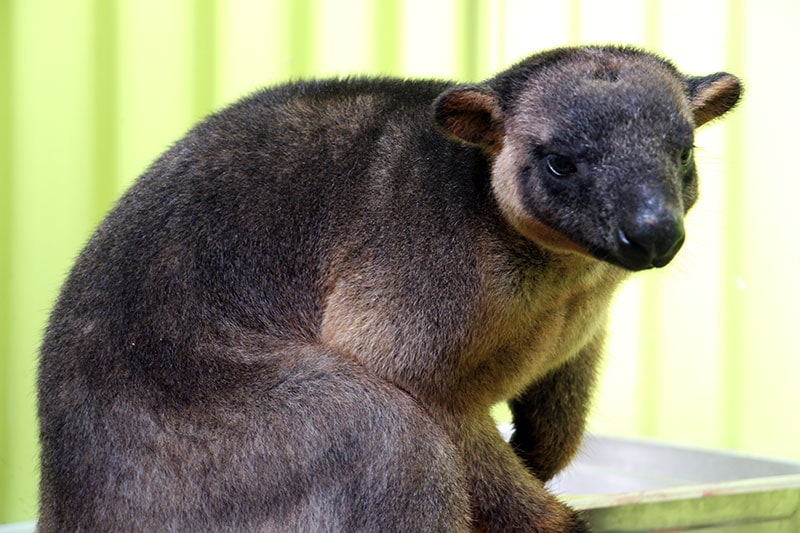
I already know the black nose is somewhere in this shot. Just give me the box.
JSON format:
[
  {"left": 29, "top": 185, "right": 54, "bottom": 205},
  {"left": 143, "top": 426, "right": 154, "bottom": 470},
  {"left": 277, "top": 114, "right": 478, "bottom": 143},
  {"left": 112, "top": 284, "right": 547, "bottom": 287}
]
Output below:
[{"left": 616, "top": 209, "right": 685, "bottom": 270}]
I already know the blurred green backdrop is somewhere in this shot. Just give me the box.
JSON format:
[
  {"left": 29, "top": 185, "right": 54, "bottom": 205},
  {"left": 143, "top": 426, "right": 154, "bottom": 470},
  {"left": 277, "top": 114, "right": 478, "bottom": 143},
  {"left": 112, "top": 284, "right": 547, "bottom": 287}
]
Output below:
[{"left": 2, "top": 0, "right": 799, "bottom": 523}]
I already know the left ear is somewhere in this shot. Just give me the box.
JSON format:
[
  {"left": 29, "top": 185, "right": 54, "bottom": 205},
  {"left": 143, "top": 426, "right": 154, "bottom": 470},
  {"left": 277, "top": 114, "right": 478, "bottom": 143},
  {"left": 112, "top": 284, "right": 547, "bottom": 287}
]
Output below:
[
  {"left": 432, "top": 86, "right": 505, "bottom": 153},
  {"left": 686, "top": 73, "right": 743, "bottom": 127}
]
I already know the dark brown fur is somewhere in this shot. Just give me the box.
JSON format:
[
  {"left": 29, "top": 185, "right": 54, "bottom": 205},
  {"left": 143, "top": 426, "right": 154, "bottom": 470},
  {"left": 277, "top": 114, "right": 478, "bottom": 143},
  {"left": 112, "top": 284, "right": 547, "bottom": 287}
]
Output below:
[{"left": 38, "top": 45, "right": 741, "bottom": 531}]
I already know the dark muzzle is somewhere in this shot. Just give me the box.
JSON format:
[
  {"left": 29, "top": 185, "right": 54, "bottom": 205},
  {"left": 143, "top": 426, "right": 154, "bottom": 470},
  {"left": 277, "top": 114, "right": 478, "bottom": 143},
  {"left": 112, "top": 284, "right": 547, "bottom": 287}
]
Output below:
[{"left": 615, "top": 207, "right": 685, "bottom": 270}]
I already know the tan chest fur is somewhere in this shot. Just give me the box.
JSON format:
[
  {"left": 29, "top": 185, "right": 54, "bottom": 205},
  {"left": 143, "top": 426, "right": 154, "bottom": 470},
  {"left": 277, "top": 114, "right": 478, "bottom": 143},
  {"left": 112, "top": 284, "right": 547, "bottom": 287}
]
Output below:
[
  {"left": 463, "top": 252, "right": 625, "bottom": 407},
  {"left": 320, "top": 240, "right": 626, "bottom": 411}
]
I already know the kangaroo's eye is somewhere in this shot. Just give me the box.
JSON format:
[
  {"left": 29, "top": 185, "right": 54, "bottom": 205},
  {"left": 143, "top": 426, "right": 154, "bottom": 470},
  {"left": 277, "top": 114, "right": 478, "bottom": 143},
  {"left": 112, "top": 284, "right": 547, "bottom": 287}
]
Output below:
[
  {"left": 680, "top": 147, "right": 694, "bottom": 168},
  {"left": 544, "top": 154, "right": 577, "bottom": 177}
]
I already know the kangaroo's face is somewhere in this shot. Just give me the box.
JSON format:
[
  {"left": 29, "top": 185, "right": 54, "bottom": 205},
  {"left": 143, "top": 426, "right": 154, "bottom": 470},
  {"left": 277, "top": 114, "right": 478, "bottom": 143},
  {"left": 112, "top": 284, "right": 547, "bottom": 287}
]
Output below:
[
  {"left": 493, "top": 60, "right": 699, "bottom": 271},
  {"left": 433, "top": 47, "right": 741, "bottom": 271}
]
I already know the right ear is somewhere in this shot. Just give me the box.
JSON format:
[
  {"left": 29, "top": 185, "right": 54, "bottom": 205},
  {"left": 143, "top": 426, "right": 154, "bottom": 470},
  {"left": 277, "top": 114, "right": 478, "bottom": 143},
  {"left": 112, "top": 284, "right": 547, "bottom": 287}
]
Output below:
[
  {"left": 686, "top": 72, "right": 742, "bottom": 127},
  {"left": 432, "top": 86, "right": 505, "bottom": 154}
]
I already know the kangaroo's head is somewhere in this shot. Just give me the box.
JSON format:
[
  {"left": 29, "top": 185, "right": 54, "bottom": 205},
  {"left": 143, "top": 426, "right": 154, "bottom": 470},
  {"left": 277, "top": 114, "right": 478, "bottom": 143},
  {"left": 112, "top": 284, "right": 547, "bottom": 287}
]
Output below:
[{"left": 433, "top": 46, "right": 741, "bottom": 271}]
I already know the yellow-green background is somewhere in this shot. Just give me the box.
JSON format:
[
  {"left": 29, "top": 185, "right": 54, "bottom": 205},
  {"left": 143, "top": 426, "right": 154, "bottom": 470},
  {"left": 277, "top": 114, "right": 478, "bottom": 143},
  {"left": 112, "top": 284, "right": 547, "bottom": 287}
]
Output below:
[{"left": 1, "top": 0, "right": 798, "bottom": 523}]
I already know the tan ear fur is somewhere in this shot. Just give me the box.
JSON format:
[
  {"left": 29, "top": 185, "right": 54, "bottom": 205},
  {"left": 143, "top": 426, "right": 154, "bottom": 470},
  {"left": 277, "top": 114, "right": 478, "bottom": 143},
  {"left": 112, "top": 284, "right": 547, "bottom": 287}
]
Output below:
[
  {"left": 688, "top": 73, "right": 742, "bottom": 127},
  {"left": 433, "top": 87, "right": 505, "bottom": 153}
]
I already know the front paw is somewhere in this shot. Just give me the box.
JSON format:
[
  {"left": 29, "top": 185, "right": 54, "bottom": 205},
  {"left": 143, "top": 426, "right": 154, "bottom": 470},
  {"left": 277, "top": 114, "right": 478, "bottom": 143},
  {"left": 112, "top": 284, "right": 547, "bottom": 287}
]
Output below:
[
  {"left": 568, "top": 510, "right": 592, "bottom": 532},
  {"left": 472, "top": 503, "right": 592, "bottom": 532},
  {"left": 543, "top": 506, "right": 592, "bottom": 533}
]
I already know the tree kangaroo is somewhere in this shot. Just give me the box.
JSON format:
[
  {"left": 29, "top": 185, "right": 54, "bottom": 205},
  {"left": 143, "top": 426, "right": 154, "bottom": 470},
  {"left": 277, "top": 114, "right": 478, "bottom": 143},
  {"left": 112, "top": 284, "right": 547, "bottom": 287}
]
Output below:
[{"left": 38, "top": 45, "right": 741, "bottom": 531}]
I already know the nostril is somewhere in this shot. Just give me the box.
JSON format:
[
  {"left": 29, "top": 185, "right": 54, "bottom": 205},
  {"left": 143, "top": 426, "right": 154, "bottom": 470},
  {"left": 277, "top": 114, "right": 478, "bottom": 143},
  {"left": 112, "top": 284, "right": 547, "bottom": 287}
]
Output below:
[
  {"left": 617, "top": 227, "right": 654, "bottom": 266},
  {"left": 617, "top": 228, "right": 638, "bottom": 253},
  {"left": 652, "top": 231, "right": 686, "bottom": 267}
]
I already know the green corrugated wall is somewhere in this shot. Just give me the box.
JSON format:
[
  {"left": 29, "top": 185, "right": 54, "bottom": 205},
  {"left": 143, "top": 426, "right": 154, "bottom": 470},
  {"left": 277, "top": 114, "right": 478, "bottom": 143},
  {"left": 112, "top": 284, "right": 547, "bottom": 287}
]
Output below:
[{"left": 1, "top": 0, "right": 798, "bottom": 523}]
